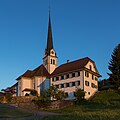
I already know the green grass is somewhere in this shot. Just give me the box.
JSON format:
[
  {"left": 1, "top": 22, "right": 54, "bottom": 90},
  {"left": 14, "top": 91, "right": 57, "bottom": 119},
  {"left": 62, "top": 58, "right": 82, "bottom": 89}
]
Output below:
[
  {"left": 0, "top": 105, "right": 33, "bottom": 118},
  {"left": 0, "top": 90, "right": 120, "bottom": 120},
  {"left": 39, "top": 90, "right": 120, "bottom": 120}
]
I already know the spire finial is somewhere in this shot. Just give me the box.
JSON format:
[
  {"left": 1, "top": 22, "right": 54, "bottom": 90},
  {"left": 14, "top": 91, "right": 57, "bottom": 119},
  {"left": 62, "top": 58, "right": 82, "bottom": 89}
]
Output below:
[{"left": 49, "top": 0, "right": 51, "bottom": 16}]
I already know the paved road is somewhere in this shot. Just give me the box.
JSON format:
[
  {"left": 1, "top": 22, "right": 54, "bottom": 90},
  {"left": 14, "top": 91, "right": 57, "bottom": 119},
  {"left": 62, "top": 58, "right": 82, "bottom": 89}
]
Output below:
[{"left": 0, "top": 104, "right": 59, "bottom": 120}]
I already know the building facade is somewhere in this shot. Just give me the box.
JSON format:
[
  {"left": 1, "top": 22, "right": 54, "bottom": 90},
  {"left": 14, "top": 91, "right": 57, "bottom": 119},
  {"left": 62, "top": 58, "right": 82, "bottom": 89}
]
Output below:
[{"left": 16, "top": 14, "right": 101, "bottom": 99}]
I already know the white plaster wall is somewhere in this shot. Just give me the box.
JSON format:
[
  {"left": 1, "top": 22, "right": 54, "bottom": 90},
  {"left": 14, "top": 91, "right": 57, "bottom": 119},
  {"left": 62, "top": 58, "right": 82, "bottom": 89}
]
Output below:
[
  {"left": 34, "top": 76, "right": 50, "bottom": 95},
  {"left": 51, "top": 71, "right": 84, "bottom": 100},
  {"left": 84, "top": 76, "right": 98, "bottom": 99},
  {"left": 17, "top": 77, "right": 32, "bottom": 96},
  {"left": 85, "top": 61, "right": 96, "bottom": 72}
]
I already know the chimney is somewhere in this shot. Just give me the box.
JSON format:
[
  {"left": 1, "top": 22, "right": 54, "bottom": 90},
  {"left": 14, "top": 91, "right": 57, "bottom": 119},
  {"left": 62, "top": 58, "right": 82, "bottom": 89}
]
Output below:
[{"left": 67, "top": 60, "right": 69, "bottom": 63}]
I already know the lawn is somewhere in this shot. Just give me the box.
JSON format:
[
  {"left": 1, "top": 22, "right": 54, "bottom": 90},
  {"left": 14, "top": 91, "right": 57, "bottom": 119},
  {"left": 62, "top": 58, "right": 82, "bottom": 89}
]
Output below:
[
  {"left": 40, "top": 90, "right": 120, "bottom": 120},
  {"left": 0, "top": 105, "right": 33, "bottom": 119},
  {"left": 0, "top": 90, "right": 120, "bottom": 120}
]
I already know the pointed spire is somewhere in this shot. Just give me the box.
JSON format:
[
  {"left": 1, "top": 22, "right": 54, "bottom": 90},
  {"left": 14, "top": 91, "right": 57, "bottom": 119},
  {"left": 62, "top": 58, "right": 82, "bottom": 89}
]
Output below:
[
  {"left": 45, "top": 11, "right": 54, "bottom": 55},
  {"left": 47, "top": 13, "right": 53, "bottom": 50}
]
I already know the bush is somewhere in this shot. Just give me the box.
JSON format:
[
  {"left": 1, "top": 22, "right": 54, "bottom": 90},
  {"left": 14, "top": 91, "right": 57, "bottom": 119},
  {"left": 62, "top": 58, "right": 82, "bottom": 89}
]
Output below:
[
  {"left": 5, "top": 93, "right": 12, "bottom": 103},
  {"left": 30, "top": 90, "right": 38, "bottom": 96},
  {"left": 0, "top": 96, "right": 4, "bottom": 103},
  {"left": 75, "top": 88, "right": 85, "bottom": 102}
]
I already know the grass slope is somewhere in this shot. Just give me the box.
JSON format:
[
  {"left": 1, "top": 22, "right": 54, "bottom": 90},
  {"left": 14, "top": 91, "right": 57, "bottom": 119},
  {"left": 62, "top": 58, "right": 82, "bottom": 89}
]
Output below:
[
  {"left": 41, "top": 90, "right": 120, "bottom": 120},
  {"left": 0, "top": 105, "right": 33, "bottom": 118}
]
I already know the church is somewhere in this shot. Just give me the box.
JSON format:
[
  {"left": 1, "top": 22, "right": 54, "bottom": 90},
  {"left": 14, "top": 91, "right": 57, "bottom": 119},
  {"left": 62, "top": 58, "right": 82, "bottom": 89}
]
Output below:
[{"left": 16, "top": 14, "right": 101, "bottom": 100}]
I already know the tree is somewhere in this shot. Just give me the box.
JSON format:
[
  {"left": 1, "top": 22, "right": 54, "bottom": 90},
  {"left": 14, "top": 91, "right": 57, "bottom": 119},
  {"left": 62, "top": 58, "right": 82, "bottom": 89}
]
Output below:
[
  {"left": 108, "top": 44, "right": 120, "bottom": 88},
  {"left": 75, "top": 88, "right": 85, "bottom": 102},
  {"left": 30, "top": 90, "right": 38, "bottom": 96},
  {"left": 47, "top": 85, "right": 66, "bottom": 100}
]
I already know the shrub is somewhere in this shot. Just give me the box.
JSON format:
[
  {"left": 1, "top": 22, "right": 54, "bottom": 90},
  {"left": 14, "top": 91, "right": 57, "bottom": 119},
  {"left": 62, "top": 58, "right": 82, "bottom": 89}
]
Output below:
[
  {"left": 30, "top": 90, "right": 38, "bottom": 96},
  {"left": 75, "top": 88, "right": 85, "bottom": 102},
  {"left": 5, "top": 93, "right": 12, "bottom": 103}
]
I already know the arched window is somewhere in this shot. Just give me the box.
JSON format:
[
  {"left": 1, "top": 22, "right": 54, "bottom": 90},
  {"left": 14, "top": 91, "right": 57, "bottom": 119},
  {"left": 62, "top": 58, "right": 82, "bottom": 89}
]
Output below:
[
  {"left": 51, "top": 59, "right": 52, "bottom": 64},
  {"left": 53, "top": 59, "right": 55, "bottom": 64}
]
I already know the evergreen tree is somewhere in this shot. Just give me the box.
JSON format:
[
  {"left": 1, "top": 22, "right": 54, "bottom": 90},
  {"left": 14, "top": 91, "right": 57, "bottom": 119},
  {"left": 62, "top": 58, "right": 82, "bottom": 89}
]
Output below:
[{"left": 108, "top": 44, "right": 120, "bottom": 88}]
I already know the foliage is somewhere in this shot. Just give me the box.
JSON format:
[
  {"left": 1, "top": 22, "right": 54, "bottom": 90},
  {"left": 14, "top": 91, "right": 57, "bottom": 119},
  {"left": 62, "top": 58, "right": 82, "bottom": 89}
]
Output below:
[
  {"left": 47, "top": 85, "right": 66, "bottom": 100},
  {"left": 40, "top": 90, "right": 120, "bottom": 120},
  {"left": 75, "top": 88, "right": 85, "bottom": 102},
  {"left": 30, "top": 90, "right": 38, "bottom": 96},
  {"left": 32, "top": 96, "right": 50, "bottom": 109},
  {"left": 32, "top": 85, "right": 66, "bottom": 109},
  {"left": 108, "top": 44, "right": 120, "bottom": 88},
  {"left": 93, "top": 90, "right": 120, "bottom": 106},
  {"left": 0, "top": 96, "right": 4, "bottom": 103}
]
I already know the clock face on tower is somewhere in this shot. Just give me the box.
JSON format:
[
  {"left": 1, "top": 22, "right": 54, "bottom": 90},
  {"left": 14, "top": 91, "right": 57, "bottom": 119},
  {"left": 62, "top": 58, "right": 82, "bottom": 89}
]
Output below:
[{"left": 51, "top": 51, "right": 54, "bottom": 54}]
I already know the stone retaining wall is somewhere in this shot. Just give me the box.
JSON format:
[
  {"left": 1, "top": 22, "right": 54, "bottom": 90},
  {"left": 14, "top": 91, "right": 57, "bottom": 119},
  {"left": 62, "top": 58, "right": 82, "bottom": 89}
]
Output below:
[
  {"left": 17, "top": 100, "right": 74, "bottom": 110},
  {"left": 11, "top": 96, "right": 36, "bottom": 103}
]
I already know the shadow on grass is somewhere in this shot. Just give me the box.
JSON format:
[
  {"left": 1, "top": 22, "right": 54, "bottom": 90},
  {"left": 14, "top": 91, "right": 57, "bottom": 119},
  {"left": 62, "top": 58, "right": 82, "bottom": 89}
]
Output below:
[{"left": 0, "top": 104, "right": 33, "bottom": 119}]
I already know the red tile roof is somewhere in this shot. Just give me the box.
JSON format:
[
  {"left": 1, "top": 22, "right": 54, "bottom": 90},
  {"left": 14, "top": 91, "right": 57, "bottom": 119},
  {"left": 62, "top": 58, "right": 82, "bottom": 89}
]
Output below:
[
  {"left": 51, "top": 57, "right": 99, "bottom": 76},
  {"left": 32, "top": 64, "right": 50, "bottom": 77},
  {"left": 22, "top": 88, "right": 34, "bottom": 92},
  {"left": 16, "top": 64, "right": 50, "bottom": 80}
]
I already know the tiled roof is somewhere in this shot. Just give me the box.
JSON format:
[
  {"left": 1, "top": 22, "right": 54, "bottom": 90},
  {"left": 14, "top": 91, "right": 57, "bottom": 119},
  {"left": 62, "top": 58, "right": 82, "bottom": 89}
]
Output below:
[
  {"left": 45, "top": 14, "right": 54, "bottom": 56},
  {"left": 16, "top": 64, "right": 50, "bottom": 80},
  {"left": 22, "top": 88, "right": 34, "bottom": 92},
  {"left": 51, "top": 57, "right": 97, "bottom": 76},
  {"left": 16, "top": 70, "right": 34, "bottom": 80},
  {"left": 32, "top": 64, "right": 50, "bottom": 77}
]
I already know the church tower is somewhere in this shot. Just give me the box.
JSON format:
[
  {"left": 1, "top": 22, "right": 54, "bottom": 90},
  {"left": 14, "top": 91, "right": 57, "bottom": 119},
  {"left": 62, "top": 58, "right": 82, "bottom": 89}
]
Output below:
[{"left": 43, "top": 13, "right": 58, "bottom": 74}]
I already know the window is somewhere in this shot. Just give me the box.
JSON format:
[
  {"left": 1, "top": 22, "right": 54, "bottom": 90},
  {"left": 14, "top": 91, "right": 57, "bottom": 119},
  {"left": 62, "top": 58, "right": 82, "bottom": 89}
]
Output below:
[
  {"left": 66, "top": 74, "right": 69, "bottom": 79},
  {"left": 76, "top": 81, "right": 80, "bottom": 86},
  {"left": 66, "top": 83, "right": 70, "bottom": 87},
  {"left": 55, "top": 85, "right": 59, "bottom": 88},
  {"left": 85, "top": 81, "right": 89, "bottom": 86},
  {"left": 92, "top": 75, "right": 94, "bottom": 80},
  {"left": 88, "top": 92, "right": 90, "bottom": 95},
  {"left": 85, "top": 71, "right": 89, "bottom": 77},
  {"left": 90, "top": 65, "right": 92, "bottom": 70},
  {"left": 52, "top": 77, "right": 54, "bottom": 82},
  {"left": 77, "top": 72, "right": 80, "bottom": 76},
  {"left": 72, "top": 82, "right": 75, "bottom": 87},
  {"left": 53, "top": 59, "right": 55, "bottom": 65},
  {"left": 72, "top": 73, "right": 75, "bottom": 77},
  {"left": 73, "top": 92, "right": 76, "bottom": 97},
  {"left": 91, "top": 83, "right": 97, "bottom": 88},
  {"left": 95, "top": 77, "right": 98, "bottom": 81},
  {"left": 51, "top": 59, "right": 52, "bottom": 64},
  {"left": 60, "top": 84, "right": 64, "bottom": 88},
  {"left": 56, "top": 76, "right": 59, "bottom": 81},
  {"left": 61, "top": 75, "right": 64, "bottom": 80},
  {"left": 51, "top": 51, "right": 54, "bottom": 54}
]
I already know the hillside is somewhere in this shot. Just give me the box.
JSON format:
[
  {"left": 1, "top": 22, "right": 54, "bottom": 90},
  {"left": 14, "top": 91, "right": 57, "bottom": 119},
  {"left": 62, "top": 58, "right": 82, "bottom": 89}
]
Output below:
[{"left": 41, "top": 90, "right": 120, "bottom": 120}]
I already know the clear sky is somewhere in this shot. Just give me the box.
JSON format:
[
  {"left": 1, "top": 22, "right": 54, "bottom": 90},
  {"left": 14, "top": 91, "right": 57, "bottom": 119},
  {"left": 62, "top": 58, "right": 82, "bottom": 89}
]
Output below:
[{"left": 0, "top": 0, "right": 120, "bottom": 90}]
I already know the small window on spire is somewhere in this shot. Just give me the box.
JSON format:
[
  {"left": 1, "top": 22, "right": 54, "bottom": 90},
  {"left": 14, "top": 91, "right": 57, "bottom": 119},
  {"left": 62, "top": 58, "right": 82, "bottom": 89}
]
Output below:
[
  {"left": 51, "top": 59, "right": 52, "bottom": 64},
  {"left": 53, "top": 59, "right": 55, "bottom": 64}
]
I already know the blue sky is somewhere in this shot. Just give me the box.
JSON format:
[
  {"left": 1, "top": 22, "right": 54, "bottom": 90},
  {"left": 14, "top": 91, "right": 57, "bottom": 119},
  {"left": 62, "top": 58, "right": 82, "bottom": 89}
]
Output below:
[{"left": 0, "top": 0, "right": 120, "bottom": 90}]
